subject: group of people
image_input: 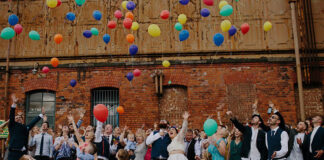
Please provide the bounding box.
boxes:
[1,95,323,160]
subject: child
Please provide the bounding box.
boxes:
[124,133,136,160]
[116,149,129,160]
[75,142,97,160]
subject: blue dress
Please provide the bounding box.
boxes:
[208,138,225,160]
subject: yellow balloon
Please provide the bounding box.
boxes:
[131,22,139,31]
[148,24,161,37]
[47,0,58,8]
[221,20,231,32]
[219,0,228,10]
[178,14,187,25]
[122,1,128,10]
[264,21,272,32]
[162,60,170,67]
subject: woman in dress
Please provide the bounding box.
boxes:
[228,127,242,160]
[134,130,147,160]
[167,111,190,160]
[207,125,227,160]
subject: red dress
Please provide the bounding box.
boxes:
[144,147,152,160]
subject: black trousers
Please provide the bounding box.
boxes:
[8,150,26,160]
[34,156,50,160]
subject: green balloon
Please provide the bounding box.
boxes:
[29,31,40,40]
[220,5,233,16]
[175,23,183,31]
[203,119,218,136]
[90,28,99,36]
[75,0,86,6]
[0,27,15,40]
[235,0,239,1]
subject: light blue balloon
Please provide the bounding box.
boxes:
[103,34,110,44]
[0,27,15,40]
[203,119,218,136]
[179,30,189,41]
[90,28,99,36]
[175,23,183,31]
[29,30,40,40]
[213,33,224,46]
[220,5,233,16]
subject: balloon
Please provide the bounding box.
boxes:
[83,30,92,38]
[56,0,62,7]
[122,1,128,10]
[47,0,58,8]
[114,10,123,19]
[160,10,170,19]
[228,26,237,36]
[220,4,233,16]
[93,104,108,122]
[221,20,231,32]
[126,34,135,43]
[131,22,139,31]
[42,66,50,74]
[219,0,228,9]
[200,8,210,17]
[8,14,19,26]
[203,0,214,6]
[203,119,218,136]
[129,44,138,56]
[179,0,189,5]
[117,106,125,114]
[162,60,170,67]
[264,21,272,32]
[90,28,99,36]
[103,34,111,44]
[175,23,183,31]
[178,14,187,25]
[108,21,117,29]
[54,34,63,44]
[93,10,102,21]
[66,12,76,21]
[126,1,136,10]
[126,72,134,81]
[75,0,86,6]
[148,24,161,37]
[123,18,133,29]
[1,27,15,40]
[241,23,250,34]
[125,12,134,20]
[133,69,141,77]
[51,58,59,67]
[14,24,23,34]
[29,31,40,40]
[179,30,189,41]
[70,79,77,87]
[213,33,224,46]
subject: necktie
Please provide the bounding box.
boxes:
[40,133,45,156]
[271,131,275,136]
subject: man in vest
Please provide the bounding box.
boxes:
[184,129,201,160]
[94,121,118,160]
[146,120,171,160]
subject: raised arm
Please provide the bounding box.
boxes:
[76,110,85,128]
[9,94,18,127]
[178,112,189,140]
[27,106,44,131]
[226,111,246,133]
[94,121,103,143]
[119,126,128,146]
[67,114,83,144]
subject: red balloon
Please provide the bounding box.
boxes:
[123,18,133,29]
[14,24,23,34]
[56,0,62,7]
[203,0,214,6]
[108,21,117,29]
[114,10,123,19]
[133,69,141,77]
[160,10,170,19]
[93,104,108,122]
[42,66,50,74]
[241,23,250,35]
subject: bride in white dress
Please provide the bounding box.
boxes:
[167,111,190,160]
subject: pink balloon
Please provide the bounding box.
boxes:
[114,10,123,19]
[42,66,50,74]
[133,69,141,77]
[203,0,214,6]
[14,24,23,34]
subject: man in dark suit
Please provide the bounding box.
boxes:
[184,129,201,160]
[302,115,324,160]
[8,94,45,160]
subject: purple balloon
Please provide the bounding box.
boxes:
[126,72,134,81]
[70,79,77,87]
[129,45,138,56]
[228,26,237,36]
[201,8,210,17]
[179,0,190,5]
[126,1,136,10]
[83,30,92,38]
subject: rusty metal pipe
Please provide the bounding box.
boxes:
[4,40,12,119]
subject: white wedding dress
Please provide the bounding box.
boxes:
[167,119,188,160]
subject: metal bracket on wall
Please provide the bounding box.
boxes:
[152,70,163,96]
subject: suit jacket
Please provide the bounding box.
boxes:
[302,127,324,160]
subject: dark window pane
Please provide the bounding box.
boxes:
[30,93,42,102]
[28,102,42,113]
[43,93,55,101]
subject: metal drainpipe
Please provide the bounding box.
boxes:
[289,0,305,121]
[4,40,12,119]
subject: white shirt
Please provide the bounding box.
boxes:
[287,133,305,160]
[265,126,289,159]
[310,126,320,152]
[30,133,53,158]
[242,127,261,160]
[94,121,117,160]
[184,139,201,157]
[146,129,168,145]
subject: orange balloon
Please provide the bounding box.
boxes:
[125,12,134,20]
[50,57,59,67]
[54,34,63,44]
[117,106,124,114]
[126,34,135,43]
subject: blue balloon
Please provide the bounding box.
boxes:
[8,14,19,26]
[201,8,210,17]
[83,30,92,38]
[179,0,190,5]
[213,33,224,46]
[126,1,136,11]
[92,10,102,20]
[103,34,110,44]
[70,79,77,87]
[66,12,76,21]
[126,72,134,81]
[179,30,189,41]
[228,26,237,36]
[129,45,138,56]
